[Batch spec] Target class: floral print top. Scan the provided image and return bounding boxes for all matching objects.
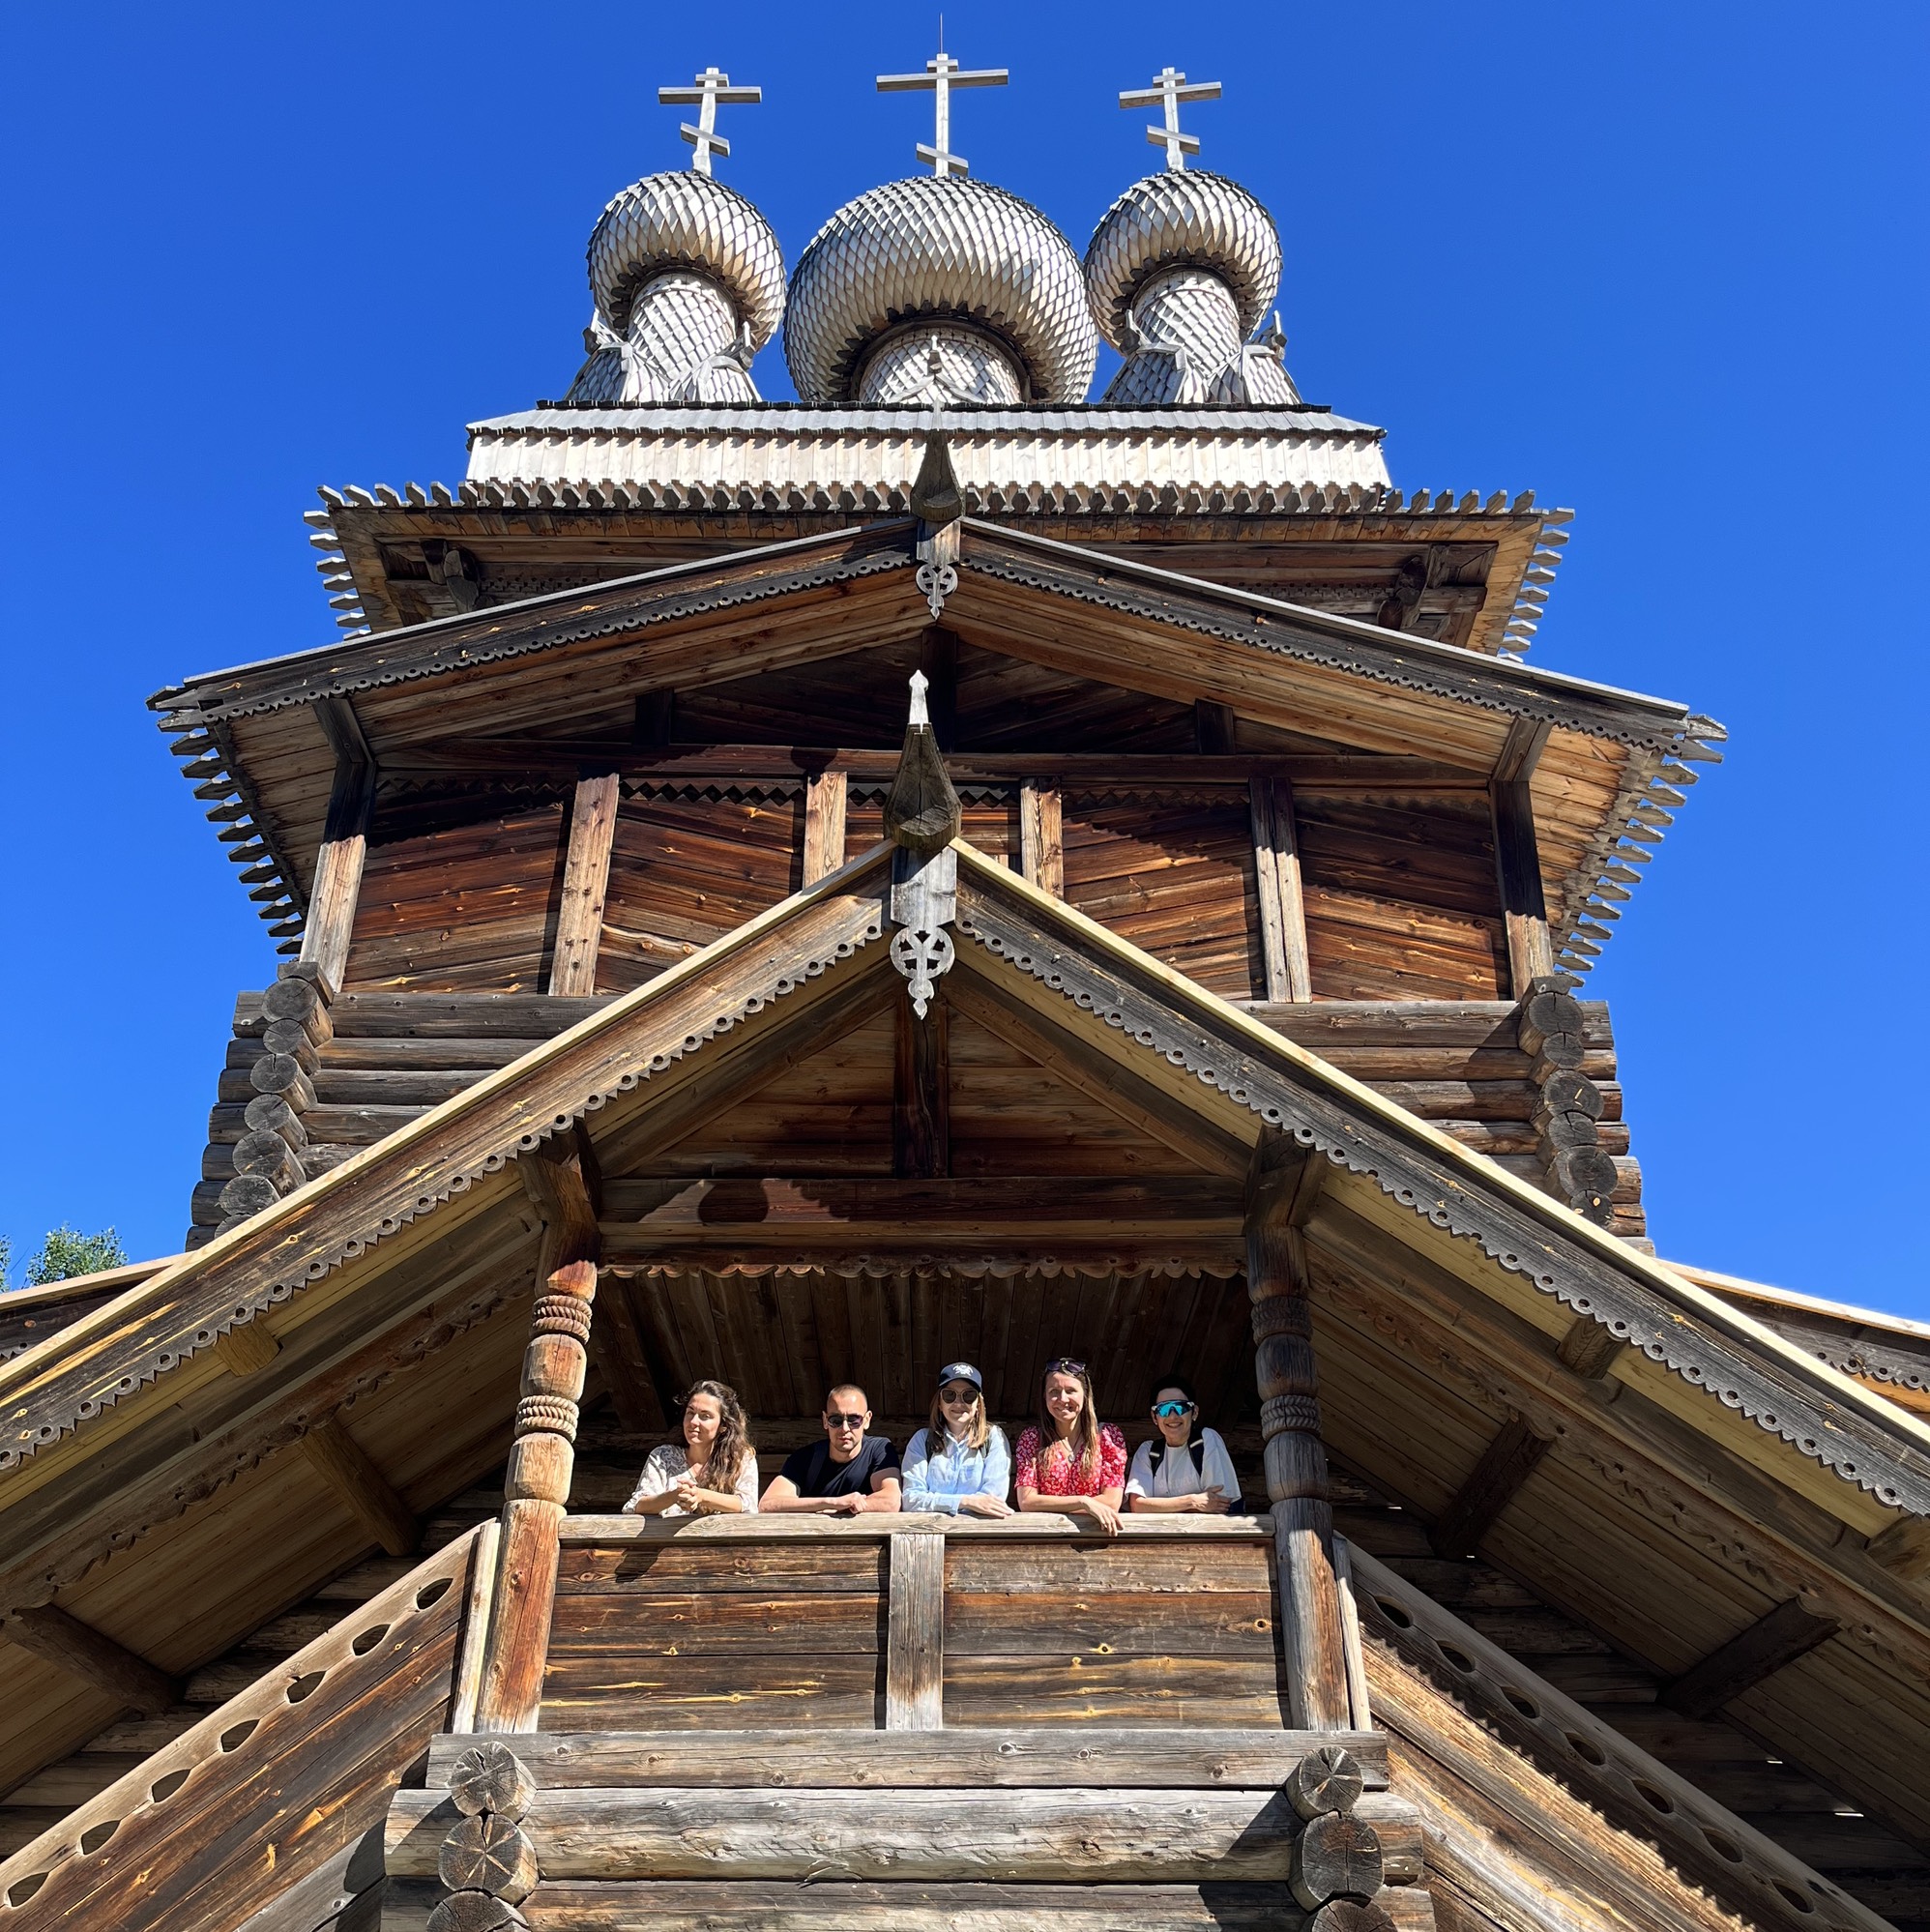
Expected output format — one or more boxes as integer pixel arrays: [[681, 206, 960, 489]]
[[1013, 1423, 1128, 1498]]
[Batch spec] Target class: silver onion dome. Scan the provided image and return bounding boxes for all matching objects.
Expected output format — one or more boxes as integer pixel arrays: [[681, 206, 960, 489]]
[[784, 175, 1097, 405], [566, 169, 786, 405], [1084, 169, 1296, 407], [588, 169, 786, 346], [1084, 168, 1281, 346]]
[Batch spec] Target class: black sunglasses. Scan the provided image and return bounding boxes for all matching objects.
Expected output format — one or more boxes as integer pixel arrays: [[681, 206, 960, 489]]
[[825, 1412, 866, 1429], [1044, 1358, 1088, 1379]]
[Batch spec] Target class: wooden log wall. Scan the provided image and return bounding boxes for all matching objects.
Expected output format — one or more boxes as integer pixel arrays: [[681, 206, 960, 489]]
[[597, 783, 801, 994], [177, 992, 1647, 1251], [344, 790, 569, 994], [312, 756, 1522, 1013], [389, 1721, 1423, 1931]]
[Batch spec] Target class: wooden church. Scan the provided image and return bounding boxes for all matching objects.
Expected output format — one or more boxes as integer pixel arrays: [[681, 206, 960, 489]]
[[3, 53, 1928, 1932]]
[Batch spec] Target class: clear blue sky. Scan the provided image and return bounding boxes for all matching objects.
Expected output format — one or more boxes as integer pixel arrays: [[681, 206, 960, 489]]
[[1, 4, 1924, 1310]]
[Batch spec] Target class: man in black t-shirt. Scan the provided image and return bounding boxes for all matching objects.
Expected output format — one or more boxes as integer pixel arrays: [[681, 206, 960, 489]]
[[759, 1384, 902, 1515]]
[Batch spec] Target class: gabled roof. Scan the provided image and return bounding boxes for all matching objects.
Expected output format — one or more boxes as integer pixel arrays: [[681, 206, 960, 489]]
[[150, 516, 1720, 977], [2, 833, 1926, 1852], [5, 832, 1919, 1514]]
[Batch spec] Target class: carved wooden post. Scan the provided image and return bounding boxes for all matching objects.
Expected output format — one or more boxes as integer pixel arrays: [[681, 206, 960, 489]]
[[1248, 1130, 1352, 1730], [474, 1259, 597, 1735]]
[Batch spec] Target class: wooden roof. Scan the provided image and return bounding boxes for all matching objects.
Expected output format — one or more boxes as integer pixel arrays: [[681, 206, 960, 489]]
[[1, 837, 1924, 1847], [148, 518, 1721, 978]]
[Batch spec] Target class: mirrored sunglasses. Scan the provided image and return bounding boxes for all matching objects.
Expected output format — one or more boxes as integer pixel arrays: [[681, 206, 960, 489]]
[[1152, 1400, 1197, 1420]]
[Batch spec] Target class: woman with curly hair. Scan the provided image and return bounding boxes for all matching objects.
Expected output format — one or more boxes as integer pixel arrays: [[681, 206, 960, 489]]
[[623, 1379, 758, 1516], [1013, 1358, 1126, 1537]]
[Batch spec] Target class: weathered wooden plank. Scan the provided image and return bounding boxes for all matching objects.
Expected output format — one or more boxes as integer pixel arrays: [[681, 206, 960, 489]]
[[538, 1658, 884, 1731], [945, 1589, 1276, 1656], [803, 770, 849, 886], [388, 1785, 1308, 1882], [884, 1533, 945, 1731], [383, 1878, 1436, 1932], [301, 1414, 420, 1558], [1018, 782, 1065, 898], [546, 1592, 885, 1654], [942, 1654, 1286, 1727], [549, 772, 621, 997], [892, 996, 950, 1182], [599, 1176, 1244, 1245], [301, 717, 376, 997], [1251, 777, 1313, 1005], [0, 1605, 179, 1717], [1490, 774, 1555, 995], [425, 1726, 1389, 1791]]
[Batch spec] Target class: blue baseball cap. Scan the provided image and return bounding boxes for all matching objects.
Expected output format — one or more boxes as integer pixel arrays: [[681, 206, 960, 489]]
[[937, 1361, 983, 1390]]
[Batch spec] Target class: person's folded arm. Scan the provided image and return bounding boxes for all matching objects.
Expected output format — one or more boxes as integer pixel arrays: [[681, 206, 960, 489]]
[[855, 1472, 903, 1512], [759, 1475, 832, 1514]]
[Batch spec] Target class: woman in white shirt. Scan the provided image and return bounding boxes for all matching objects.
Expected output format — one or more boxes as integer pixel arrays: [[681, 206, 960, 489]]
[[1125, 1375, 1242, 1515], [624, 1380, 759, 1517]]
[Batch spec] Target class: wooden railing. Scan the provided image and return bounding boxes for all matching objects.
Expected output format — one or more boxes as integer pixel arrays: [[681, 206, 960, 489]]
[[540, 1513, 1349, 1733], [0, 1530, 480, 1928]]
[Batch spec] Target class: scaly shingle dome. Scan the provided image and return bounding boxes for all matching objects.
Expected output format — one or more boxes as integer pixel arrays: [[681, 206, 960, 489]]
[[784, 175, 1097, 405]]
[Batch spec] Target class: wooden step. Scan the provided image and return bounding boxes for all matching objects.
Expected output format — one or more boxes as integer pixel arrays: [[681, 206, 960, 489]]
[[384, 1878, 1437, 1932], [426, 1726, 1390, 1791]]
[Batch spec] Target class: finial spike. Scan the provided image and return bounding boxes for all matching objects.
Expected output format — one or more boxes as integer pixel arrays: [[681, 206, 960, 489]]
[[1118, 66, 1221, 171], [909, 432, 964, 529], [885, 674, 962, 857], [878, 45, 1008, 178], [659, 66, 762, 175]]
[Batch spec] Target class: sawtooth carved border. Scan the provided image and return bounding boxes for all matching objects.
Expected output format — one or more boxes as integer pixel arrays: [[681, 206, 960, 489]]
[[957, 884, 1930, 1515], [0, 889, 888, 1475]]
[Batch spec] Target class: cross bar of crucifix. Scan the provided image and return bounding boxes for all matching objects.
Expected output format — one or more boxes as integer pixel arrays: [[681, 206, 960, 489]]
[[1120, 66, 1221, 171], [659, 66, 762, 175], [878, 52, 1008, 179]]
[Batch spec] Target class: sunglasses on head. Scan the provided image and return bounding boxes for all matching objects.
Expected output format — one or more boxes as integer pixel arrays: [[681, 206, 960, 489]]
[[1044, 1358, 1088, 1379], [825, 1413, 865, 1429], [1153, 1400, 1197, 1420]]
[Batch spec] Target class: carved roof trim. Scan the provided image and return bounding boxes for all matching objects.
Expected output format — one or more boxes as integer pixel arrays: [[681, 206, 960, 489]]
[[947, 843, 1930, 1517], [148, 522, 917, 728], [955, 520, 1697, 750], [0, 848, 896, 1476]]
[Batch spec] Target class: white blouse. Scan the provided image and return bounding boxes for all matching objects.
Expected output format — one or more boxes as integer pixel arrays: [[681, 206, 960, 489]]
[[624, 1442, 760, 1516]]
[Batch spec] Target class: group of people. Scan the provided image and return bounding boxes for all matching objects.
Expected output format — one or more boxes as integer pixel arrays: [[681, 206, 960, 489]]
[[623, 1358, 1244, 1534]]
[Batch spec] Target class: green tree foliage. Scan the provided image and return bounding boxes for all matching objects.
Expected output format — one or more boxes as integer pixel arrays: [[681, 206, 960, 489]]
[[14, 1226, 129, 1287]]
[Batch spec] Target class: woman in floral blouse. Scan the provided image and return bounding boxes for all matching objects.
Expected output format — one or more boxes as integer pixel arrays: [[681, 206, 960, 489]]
[[1013, 1357, 1126, 1537]]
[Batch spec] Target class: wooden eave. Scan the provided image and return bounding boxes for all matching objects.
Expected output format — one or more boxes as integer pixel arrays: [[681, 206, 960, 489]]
[[149, 518, 1716, 976], [1669, 1260, 1930, 1421], [314, 488, 1561, 658]]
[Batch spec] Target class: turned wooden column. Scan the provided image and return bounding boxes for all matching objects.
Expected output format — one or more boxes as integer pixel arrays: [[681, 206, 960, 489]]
[[1248, 1131, 1352, 1730], [474, 1258, 598, 1735]]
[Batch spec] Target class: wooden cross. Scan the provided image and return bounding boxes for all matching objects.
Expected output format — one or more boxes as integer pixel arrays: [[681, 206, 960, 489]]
[[1120, 66, 1221, 171], [877, 47, 1009, 179], [658, 66, 762, 176]]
